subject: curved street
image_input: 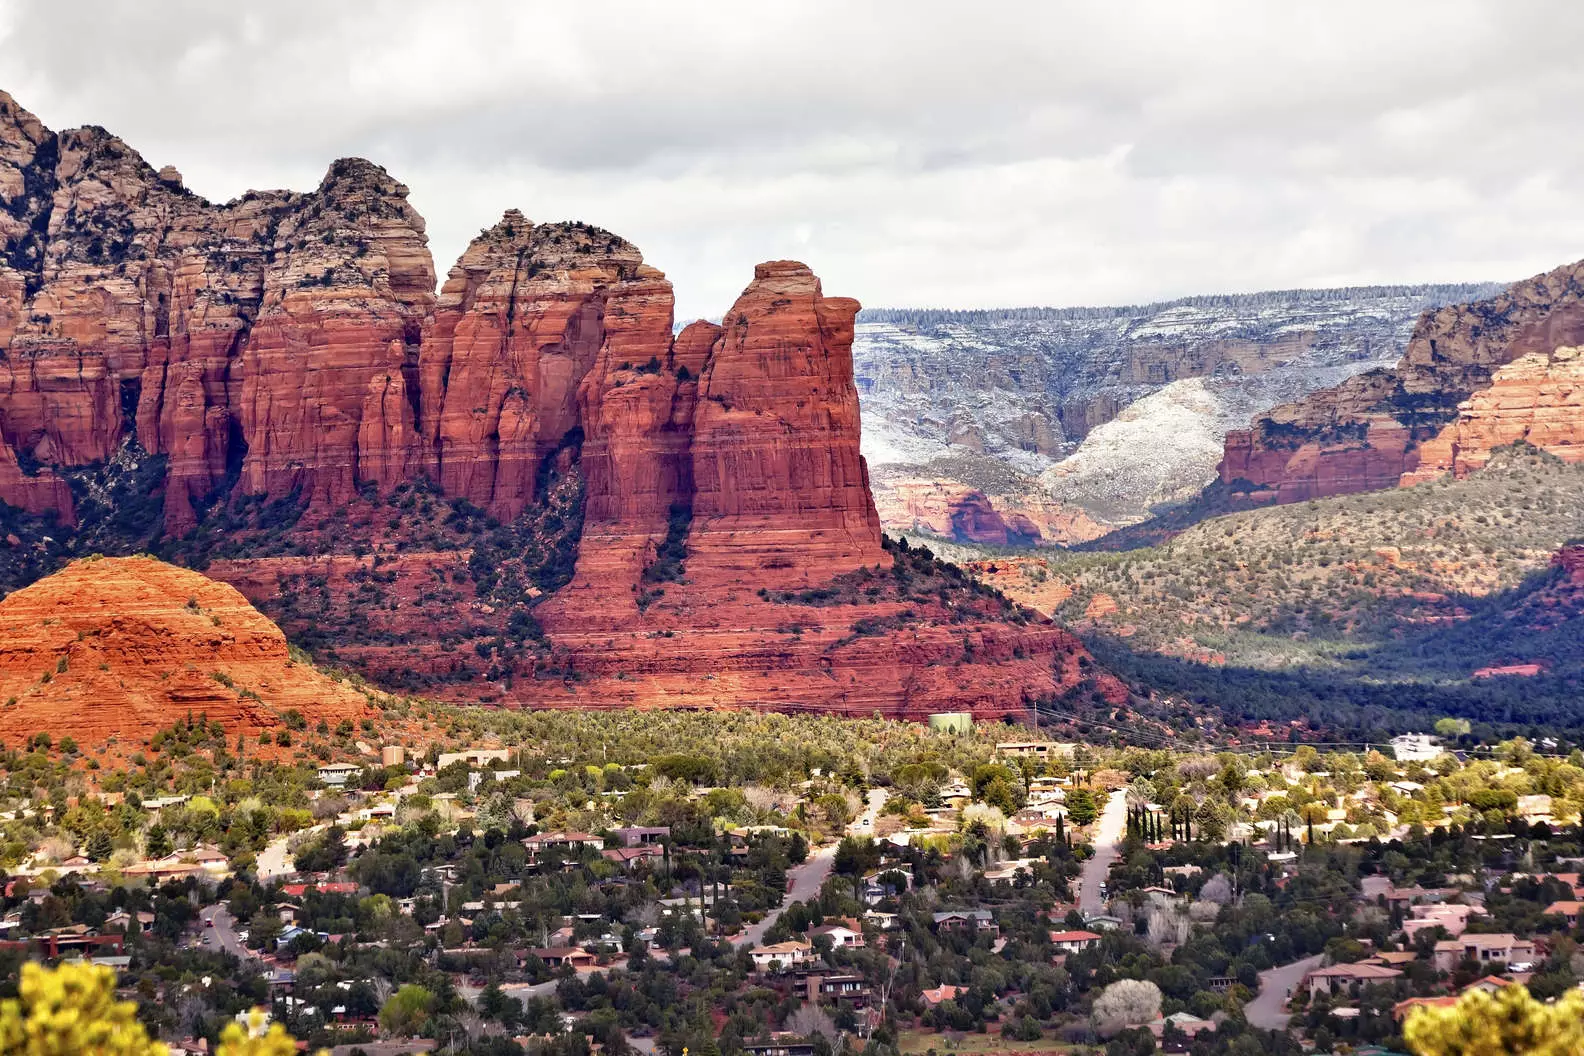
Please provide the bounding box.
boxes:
[1247,954,1323,1030]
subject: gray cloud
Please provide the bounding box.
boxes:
[3,0,1582,317]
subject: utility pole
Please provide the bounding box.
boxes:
[867,937,905,1040]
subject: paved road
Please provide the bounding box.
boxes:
[1077,789,1127,917]
[735,787,887,949]
[258,825,325,880]
[200,905,255,961]
[1247,954,1323,1030]
[257,832,298,879]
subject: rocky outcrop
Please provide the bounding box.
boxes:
[421,211,674,521]
[0,88,440,535]
[0,556,367,748]
[686,262,885,581]
[879,480,1047,547]
[0,88,1103,721]
[1220,257,1584,502]
[1403,346,1584,482]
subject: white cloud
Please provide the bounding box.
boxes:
[2,0,1582,317]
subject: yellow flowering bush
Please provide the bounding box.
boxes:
[0,963,318,1056]
[1404,984,1584,1056]
[0,961,167,1056]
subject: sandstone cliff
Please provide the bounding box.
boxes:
[1219,257,1584,503]
[0,89,1102,720]
[0,556,367,748]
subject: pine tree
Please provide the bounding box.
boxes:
[85,829,114,863]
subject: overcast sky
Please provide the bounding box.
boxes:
[3,1,1582,318]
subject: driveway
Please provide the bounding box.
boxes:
[1077,789,1127,917]
[1247,954,1323,1030]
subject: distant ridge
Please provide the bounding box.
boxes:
[859,282,1503,326]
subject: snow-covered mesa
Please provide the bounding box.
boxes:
[855,283,1499,543]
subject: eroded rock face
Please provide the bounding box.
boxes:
[0,556,367,747]
[1404,346,1584,482]
[0,89,1105,720]
[0,91,440,534]
[1219,257,1584,502]
[879,480,1047,547]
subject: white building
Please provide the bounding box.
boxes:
[1390,734,1442,762]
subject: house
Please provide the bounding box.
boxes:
[280,881,359,898]
[1148,1012,1215,1051]
[1390,734,1442,762]
[1393,996,1460,1022]
[861,869,912,903]
[1084,914,1125,931]
[921,984,964,1006]
[1432,934,1536,972]
[122,856,206,882]
[743,1035,816,1056]
[1517,795,1554,823]
[437,748,512,769]
[749,940,815,971]
[808,922,865,949]
[317,762,362,786]
[104,910,155,932]
[187,847,231,873]
[1544,900,1584,925]
[1048,929,1102,953]
[530,946,596,969]
[610,826,670,847]
[938,781,972,805]
[1402,903,1485,941]
[932,910,997,936]
[1302,962,1403,997]
[522,831,605,860]
[996,741,1074,761]
[805,973,871,1007]
[1362,951,1419,969]
[1007,809,1066,836]
[1140,886,1185,910]
[602,846,664,869]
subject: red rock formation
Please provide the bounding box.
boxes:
[1403,346,1584,482]
[685,262,886,585]
[1219,256,1584,503]
[0,91,437,533]
[420,212,674,521]
[879,480,1042,546]
[0,556,367,748]
[0,89,1111,721]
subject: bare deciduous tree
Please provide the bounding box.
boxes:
[787,1004,838,1041]
[1091,979,1162,1035]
